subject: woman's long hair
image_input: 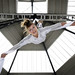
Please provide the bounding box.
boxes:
[21,19,33,36]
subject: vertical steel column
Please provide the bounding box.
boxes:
[31,0,34,13]
[7,49,19,75]
[42,42,57,75]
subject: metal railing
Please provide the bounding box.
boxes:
[0,13,75,21]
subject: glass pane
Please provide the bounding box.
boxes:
[66,26,75,33]
[0,32,13,55]
[67,11,75,15]
[0,31,16,71]
[33,1,47,13]
[10,51,53,73]
[17,2,31,13]
[48,31,75,71]
[68,2,75,6]
[17,1,47,13]
[68,0,75,2]
[67,7,75,11]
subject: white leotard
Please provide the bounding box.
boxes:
[0,21,74,73]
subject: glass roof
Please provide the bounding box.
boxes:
[0,0,75,73]
[48,30,75,71]
[17,0,47,13]
[10,51,53,73]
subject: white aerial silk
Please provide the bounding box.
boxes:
[0,21,74,73]
[33,18,43,28]
[0,58,4,73]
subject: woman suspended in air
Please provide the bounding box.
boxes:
[0,18,75,73]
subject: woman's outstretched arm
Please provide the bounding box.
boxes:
[1,35,31,58]
[41,21,75,34]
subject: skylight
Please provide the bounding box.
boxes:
[48,30,75,71]
[0,31,16,71]
[10,51,53,73]
[17,0,47,13]
[67,0,75,15]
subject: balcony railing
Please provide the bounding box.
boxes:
[0,13,75,21]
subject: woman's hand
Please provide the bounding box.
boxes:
[71,21,75,26]
[1,53,7,58]
[61,21,75,26]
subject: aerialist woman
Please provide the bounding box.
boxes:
[0,18,75,73]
